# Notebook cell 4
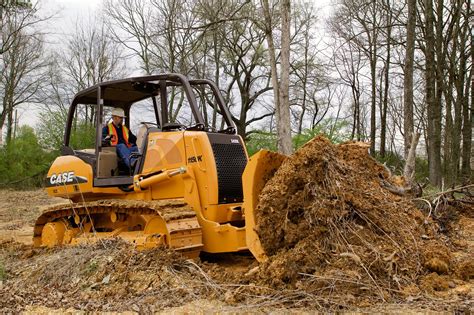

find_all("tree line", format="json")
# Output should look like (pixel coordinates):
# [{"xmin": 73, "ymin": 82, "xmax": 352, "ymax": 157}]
[{"xmin": 0, "ymin": 0, "xmax": 472, "ymax": 188}]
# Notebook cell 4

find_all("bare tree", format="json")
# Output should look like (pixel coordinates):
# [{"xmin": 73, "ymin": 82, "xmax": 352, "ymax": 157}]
[
  {"xmin": 329, "ymin": 0, "xmax": 384, "ymax": 154},
  {"xmin": 36, "ymin": 15, "xmax": 128, "ymax": 150},
  {"xmin": 403, "ymin": 0, "xmax": 416, "ymax": 159},
  {"xmin": 330, "ymin": 39, "xmax": 366, "ymax": 141},
  {"xmin": 63, "ymin": 18, "xmax": 126, "ymax": 91},
  {"xmin": 0, "ymin": 0, "xmax": 50, "ymax": 144},
  {"xmin": 0, "ymin": 0, "xmax": 35, "ymax": 55},
  {"xmin": 261, "ymin": 0, "xmax": 292, "ymax": 154},
  {"xmin": 0, "ymin": 27, "xmax": 48, "ymax": 145},
  {"xmin": 424, "ymin": 0, "xmax": 441, "ymax": 186},
  {"xmin": 103, "ymin": 0, "xmax": 155, "ymax": 74},
  {"xmin": 220, "ymin": 16, "xmax": 273, "ymax": 138},
  {"xmin": 461, "ymin": 11, "xmax": 472, "ymax": 181},
  {"xmin": 62, "ymin": 17, "xmax": 127, "ymax": 124}
]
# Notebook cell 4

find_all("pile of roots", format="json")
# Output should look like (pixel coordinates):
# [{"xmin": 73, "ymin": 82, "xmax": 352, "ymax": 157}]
[{"xmin": 254, "ymin": 136, "xmax": 450, "ymax": 302}]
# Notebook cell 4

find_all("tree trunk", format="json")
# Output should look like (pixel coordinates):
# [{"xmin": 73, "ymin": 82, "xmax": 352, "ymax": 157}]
[
  {"xmin": 261, "ymin": 0, "xmax": 281, "ymax": 147},
  {"xmin": 297, "ymin": 30, "xmax": 310, "ymax": 135},
  {"xmin": 444, "ymin": 38, "xmax": 455, "ymax": 186},
  {"xmin": 451, "ymin": 10, "xmax": 467, "ymax": 186},
  {"xmin": 278, "ymin": 0, "xmax": 293, "ymax": 154},
  {"xmin": 6, "ymin": 101, "xmax": 13, "ymax": 145},
  {"xmin": 403, "ymin": 132, "xmax": 421, "ymax": 184},
  {"xmin": 261, "ymin": 0, "xmax": 292, "ymax": 155},
  {"xmin": 380, "ymin": 0, "xmax": 391, "ymax": 157},
  {"xmin": 425, "ymin": 0, "xmax": 442, "ymax": 187},
  {"xmin": 461, "ymin": 29, "xmax": 473, "ymax": 180},
  {"xmin": 278, "ymin": 0, "xmax": 292, "ymax": 155},
  {"xmin": 403, "ymin": 0, "xmax": 416, "ymax": 159},
  {"xmin": 369, "ymin": 0, "xmax": 377, "ymax": 155}
]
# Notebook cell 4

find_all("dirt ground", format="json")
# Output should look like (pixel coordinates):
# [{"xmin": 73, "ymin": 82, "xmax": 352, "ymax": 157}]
[
  {"xmin": 0, "ymin": 143, "xmax": 473, "ymax": 313},
  {"xmin": 0, "ymin": 190, "xmax": 65, "ymax": 245}
]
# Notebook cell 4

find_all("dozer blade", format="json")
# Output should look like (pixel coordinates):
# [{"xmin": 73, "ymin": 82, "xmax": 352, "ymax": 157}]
[{"xmin": 242, "ymin": 149, "xmax": 286, "ymax": 262}]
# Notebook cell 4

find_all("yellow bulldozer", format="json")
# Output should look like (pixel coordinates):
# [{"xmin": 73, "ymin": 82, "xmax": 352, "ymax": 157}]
[{"xmin": 35, "ymin": 74, "xmax": 285, "ymax": 262}]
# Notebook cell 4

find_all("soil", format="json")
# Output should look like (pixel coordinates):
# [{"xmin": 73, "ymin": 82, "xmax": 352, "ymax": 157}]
[
  {"xmin": 0, "ymin": 137, "xmax": 473, "ymax": 312},
  {"xmin": 255, "ymin": 138, "xmax": 433, "ymax": 287},
  {"xmin": 0, "ymin": 190, "xmax": 64, "ymax": 245},
  {"xmin": 252, "ymin": 136, "xmax": 473, "ymax": 310}
]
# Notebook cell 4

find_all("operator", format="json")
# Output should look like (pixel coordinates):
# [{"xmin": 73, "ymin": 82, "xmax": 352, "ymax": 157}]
[{"xmin": 102, "ymin": 108, "xmax": 139, "ymax": 169}]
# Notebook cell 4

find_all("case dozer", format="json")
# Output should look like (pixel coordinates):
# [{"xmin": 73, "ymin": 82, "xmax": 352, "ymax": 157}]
[{"xmin": 36, "ymin": 74, "xmax": 285, "ymax": 262}]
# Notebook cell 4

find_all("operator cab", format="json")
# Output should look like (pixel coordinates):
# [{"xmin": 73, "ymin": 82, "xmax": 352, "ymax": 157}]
[{"xmin": 61, "ymin": 74, "xmax": 237, "ymax": 188}]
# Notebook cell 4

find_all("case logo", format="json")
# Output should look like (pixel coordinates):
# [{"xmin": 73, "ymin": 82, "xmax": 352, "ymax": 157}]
[{"xmin": 46, "ymin": 171, "xmax": 88, "ymax": 187}]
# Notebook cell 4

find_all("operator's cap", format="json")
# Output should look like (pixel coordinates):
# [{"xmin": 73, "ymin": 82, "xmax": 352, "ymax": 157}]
[{"xmin": 111, "ymin": 108, "xmax": 126, "ymax": 117}]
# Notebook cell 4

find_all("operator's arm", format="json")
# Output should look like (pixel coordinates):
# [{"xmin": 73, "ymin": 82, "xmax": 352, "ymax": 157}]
[
  {"xmin": 101, "ymin": 125, "xmax": 113, "ymax": 146},
  {"xmin": 102, "ymin": 125, "xmax": 108, "ymax": 139}
]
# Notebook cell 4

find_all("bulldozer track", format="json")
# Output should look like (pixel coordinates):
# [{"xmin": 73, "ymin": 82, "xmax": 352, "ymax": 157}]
[{"xmin": 33, "ymin": 199, "xmax": 203, "ymax": 257}]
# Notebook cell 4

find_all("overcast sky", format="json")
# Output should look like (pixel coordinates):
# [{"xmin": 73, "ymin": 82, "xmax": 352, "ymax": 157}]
[
  {"xmin": 39, "ymin": 0, "xmax": 333, "ymax": 44},
  {"xmin": 18, "ymin": 0, "xmax": 333, "ymax": 128}
]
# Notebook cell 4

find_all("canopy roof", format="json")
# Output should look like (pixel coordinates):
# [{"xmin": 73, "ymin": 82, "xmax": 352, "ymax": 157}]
[{"xmin": 71, "ymin": 74, "xmax": 191, "ymax": 108}]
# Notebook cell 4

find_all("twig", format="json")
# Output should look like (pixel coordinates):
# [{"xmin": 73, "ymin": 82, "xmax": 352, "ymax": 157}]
[{"xmin": 414, "ymin": 184, "xmax": 474, "ymax": 200}]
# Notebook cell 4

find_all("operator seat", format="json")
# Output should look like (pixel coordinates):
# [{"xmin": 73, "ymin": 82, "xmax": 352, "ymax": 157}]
[
  {"xmin": 136, "ymin": 122, "xmax": 156, "ymax": 153},
  {"xmin": 136, "ymin": 124, "xmax": 148, "ymax": 153}
]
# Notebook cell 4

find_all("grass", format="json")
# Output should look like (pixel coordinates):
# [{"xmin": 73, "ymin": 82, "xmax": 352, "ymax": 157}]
[{"xmin": 84, "ymin": 260, "xmax": 98, "ymax": 275}]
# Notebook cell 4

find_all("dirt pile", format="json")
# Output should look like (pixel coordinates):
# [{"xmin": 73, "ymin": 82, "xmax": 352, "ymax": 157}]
[{"xmin": 254, "ymin": 136, "xmax": 447, "ymax": 302}]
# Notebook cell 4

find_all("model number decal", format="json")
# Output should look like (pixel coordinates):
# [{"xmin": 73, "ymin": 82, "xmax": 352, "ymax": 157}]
[{"xmin": 187, "ymin": 155, "xmax": 203, "ymax": 164}]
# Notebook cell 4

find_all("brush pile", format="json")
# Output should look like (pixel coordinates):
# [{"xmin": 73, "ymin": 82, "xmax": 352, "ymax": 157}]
[{"xmin": 254, "ymin": 136, "xmax": 450, "ymax": 302}]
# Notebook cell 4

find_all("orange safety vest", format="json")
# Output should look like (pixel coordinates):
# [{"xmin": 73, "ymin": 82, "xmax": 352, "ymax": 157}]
[{"xmin": 107, "ymin": 123, "xmax": 131, "ymax": 148}]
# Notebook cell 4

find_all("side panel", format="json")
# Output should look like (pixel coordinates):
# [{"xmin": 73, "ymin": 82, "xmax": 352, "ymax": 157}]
[
  {"xmin": 142, "ymin": 131, "xmax": 186, "ymax": 174},
  {"xmin": 144, "ymin": 131, "xmax": 187, "ymax": 200},
  {"xmin": 184, "ymin": 132, "xmax": 248, "ymax": 223},
  {"xmin": 183, "ymin": 131, "xmax": 219, "ymax": 212},
  {"xmin": 46, "ymin": 156, "xmax": 93, "ymax": 198},
  {"xmin": 182, "ymin": 131, "xmax": 250, "ymax": 253}
]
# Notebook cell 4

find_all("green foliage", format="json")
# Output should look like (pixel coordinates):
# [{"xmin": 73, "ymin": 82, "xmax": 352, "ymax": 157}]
[
  {"xmin": 246, "ymin": 119, "xmax": 351, "ymax": 156},
  {"xmin": 0, "ymin": 126, "xmax": 55, "ymax": 188},
  {"xmin": 37, "ymin": 109, "xmax": 96, "ymax": 151},
  {"xmin": 414, "ymin": 156, "xmax": 429, "ymax": 183},
  {"xmin": 245, "ymin": 132, "xmax": 277, "ymax": 156},
  {"xmin": 373, "ymin": 151, "xmax": 404, "ymax": 173},
  {"xmin": 246, "ymin": 119, "xmax": 431, "ymax": 184},
  {"xmin": 421, "ymin": 184, "xmax": 443, "ymax": 197},
  {"xmin": 292, "ymin": 119, "xmax": 351, "ymax": 150},
  {"xmin": 36, "ymin": 110, "xmax": 67, "ymax": 151},
  {"xmin": 69, "ymin": 122, "xmax": 96, "ymax": 150},
  {"xmin": 374, "ymin": 151, "xmax": 429, "ymax": 183}
]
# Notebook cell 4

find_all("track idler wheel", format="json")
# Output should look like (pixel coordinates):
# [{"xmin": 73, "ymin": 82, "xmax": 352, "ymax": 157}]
[{"xmin": 41, "ymin": 222, "xmax": 67, "ymax": 247}]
